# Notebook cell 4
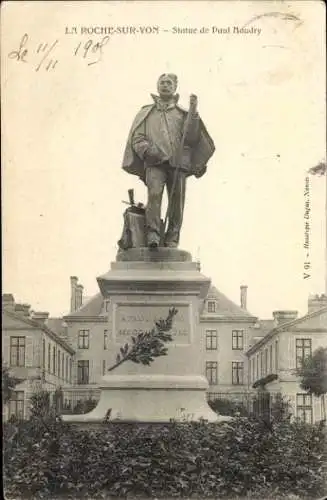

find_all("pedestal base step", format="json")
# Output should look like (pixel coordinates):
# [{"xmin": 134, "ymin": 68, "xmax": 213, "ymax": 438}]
[{"xmin": 62, "ymin": 375, "xmax": 229, "ymax": 424}]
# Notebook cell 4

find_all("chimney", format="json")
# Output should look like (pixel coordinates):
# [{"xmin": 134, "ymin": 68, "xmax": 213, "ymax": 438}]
[
  {"xmin": 14, "ymin": 303, "xmax": 26, "ymax": 316},
  {"xmin": 14, "ymin": 303, "xmax": 31, "ymax": 316},
  {"xmin": 308, "ymin": 294, "xmax": 327, "ymax": 314},
  {"xmin": 21, "ymin": 304, "xmax": 31, "ymax": 316},
  {"xmin": 273, "ymin": 310, "xmax": 298, "ymax": 325},
  {"xmin": 2, "ymin": 294, "xmax": 15, "ymax": 311},
  {"xmin": 70, "ymin": 276, "xmax": 78, "ymax": 313},
  {"xmin": 76, "ymin": 284, "xmax": 83, "ymax": 310},
  {"xmin": 32, "ymin": 311, "xmax": 49, "ymax": 324},
  {"xmin": 195, "ymin": 259, "xmax": 201, "ymax": 272},
  {"xmin": 240, "ymin": 285, "xmax": 248, "ymax": 310}
]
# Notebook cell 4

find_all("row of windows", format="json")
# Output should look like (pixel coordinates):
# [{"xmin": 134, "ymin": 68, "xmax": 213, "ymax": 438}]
[
  {"xmin": 206, "ymin": 329, "xmax": 244, "ymax": 350},
  {"xmin": 9, "ymin": 336, "xmax": 72, "ymax": 383},
  {"xmin": 78, "ymin": 330, "xmax": 109, "ymax": 349},
  {"xmin": 42, "ymin": 339, "xmax": 72, "ymax": 382},
  {"xmin": 205, "ymin": 361, "xmax": 244, "ymax": 385},
  {"xmin": 250, "ymin": 341, "xmax": 279, "ymax": 382},
  {"xmin": 250, "ymin": 338, "xmax": 313, "ymax": 383},
  {"xmin": 78, "ymin": 328, "xmax": 244, "ymax": 351}
]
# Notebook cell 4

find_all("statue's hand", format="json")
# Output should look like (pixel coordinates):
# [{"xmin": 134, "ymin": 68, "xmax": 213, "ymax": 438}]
[
  {"xmin": 194, "ymin": 165, "xmax": 207, "ymax": 178},
  {"xmin": 190, "ymin": 94, "xmax": 198, "ymax": 112},
  {"xmin": 144, "ymin": 144, "xmax": 166, "ymax": 165}
]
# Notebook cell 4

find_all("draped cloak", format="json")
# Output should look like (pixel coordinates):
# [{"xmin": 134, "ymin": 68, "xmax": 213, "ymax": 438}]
[{"xmin": 122, "ymin": 102, "xmax": 215, "ymax": 181}]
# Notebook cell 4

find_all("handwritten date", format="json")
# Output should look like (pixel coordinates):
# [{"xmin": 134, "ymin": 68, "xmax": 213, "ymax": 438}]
[{"xmin": 8, "ymin": 34, "xmax": 110, "ymax": 71}]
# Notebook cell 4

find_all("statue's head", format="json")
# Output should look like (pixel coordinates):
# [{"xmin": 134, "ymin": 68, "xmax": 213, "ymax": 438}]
[{"xmin": 157, "ymin": 73, "xmax": 178, "ymax": 99}]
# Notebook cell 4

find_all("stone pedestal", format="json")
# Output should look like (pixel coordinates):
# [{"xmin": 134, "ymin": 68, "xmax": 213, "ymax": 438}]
[{"xmin": 63, "ymin": 248, "xmax": 221, "ymax": 423}]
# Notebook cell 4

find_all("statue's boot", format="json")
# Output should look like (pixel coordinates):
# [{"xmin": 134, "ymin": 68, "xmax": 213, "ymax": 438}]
[{"xmin": 147, "ymin": 232, "xmax": 160, "ymax": 248}]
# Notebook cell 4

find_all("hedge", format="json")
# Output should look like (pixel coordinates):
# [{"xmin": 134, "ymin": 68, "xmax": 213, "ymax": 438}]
[{"xmin": 4, "ymin": 416, "xmax": 327, "ymax": 499}]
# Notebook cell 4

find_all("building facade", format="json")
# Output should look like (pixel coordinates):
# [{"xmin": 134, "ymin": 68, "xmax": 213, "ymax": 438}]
[
  {"xmin": 3, "ymin": 276, "xmax": 326, "ymax": 423},
  {"xmin": 61, "ymin": 278, "xmax": 258, "ymax": 405},
  {"xmin": 247, "ymin": 295, "xmax": 327, "ymax": 423},
  {"xmin": 200, "ymin": 285, "xmax": 257, "ymax": 402},
  {"xmin": 2, "ymin": 294, "xmax": 75, "ymax": 420}
]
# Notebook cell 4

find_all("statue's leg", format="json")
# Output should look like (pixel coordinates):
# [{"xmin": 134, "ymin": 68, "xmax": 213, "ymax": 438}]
[
  {"xmin": 145, "ymin": 166, "xmax": 166, "ymax": 247},
  {"xmin": 165, "ymin": 170, "xmax": 186, "ymax": 248}
]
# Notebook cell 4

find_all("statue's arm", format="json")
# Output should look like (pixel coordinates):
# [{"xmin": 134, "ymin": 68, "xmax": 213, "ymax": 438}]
[
  {"xmin": 183, "ymin": 111, "xmax": 200, "ymax": 146},
  {"xmin": 132, "ymin": 119, "xmax": 168, "ymax": 165},
  {"xmin": 131, "ymin": 121, "xmax": 150, "ymax": 160}
]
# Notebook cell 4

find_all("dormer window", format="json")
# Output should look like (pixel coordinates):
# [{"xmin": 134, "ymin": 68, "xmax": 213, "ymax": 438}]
[{"xmin": 207, "ymin": 300, "xmax": 217, "ymax": 313}]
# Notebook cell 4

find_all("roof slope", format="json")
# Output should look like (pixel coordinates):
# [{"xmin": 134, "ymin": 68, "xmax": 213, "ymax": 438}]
[
  {"xmin": 247, "ymin": 306, "xmax": 327, "ymax": 355},
  {"xmin": 2, "ymin": 309, "xmax": 75, "ymax": 354},
  {"xmin": 205, "ymin": 286, "xmax": 255, "ymax": 318},
  {"xmin": 64, "ymin": 293, "xmax": 104, "ymax": 318}
]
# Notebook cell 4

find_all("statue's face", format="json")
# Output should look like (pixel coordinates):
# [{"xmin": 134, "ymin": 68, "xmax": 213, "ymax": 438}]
[{"xmin": 157, "ymin": 76, "xmax": 175, "ymax": 98}]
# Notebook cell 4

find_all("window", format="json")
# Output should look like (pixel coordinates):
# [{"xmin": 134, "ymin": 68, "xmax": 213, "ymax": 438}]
[
  {"xmin": 69, "ymin": 358, "xmax": 72, "ymax": 383},
  {"xmin": 58, "ymin": 350, "xmax": 61, "ymax": 378},
  {"xmin": 10, "ymin": 337, "xmax": 26, "ymax": 367},
  {"xmin": 260, "ymin": 351, "xmax": 264, "ymax": 377},
  {"xmin": 105, "ymin": 300, "xmax": 110, "ymax": 313},
  {"xmin": 78, "ymin": 330, "xmax": 90, "ymax": 349},
  {"xmin": 296, "ymin": 338, "xmax": 312, "ymax": 368},
  {"xmin": 206, "ymin": 361, "xmax": 218, "ymax": 385},
  {"xmin": 8, "ymin": 391, "xmax": 24, "ymax": 420},
  {"xmin": 269, "ymin": 344, "xmax": 273, "ymax": 373},
  {"xmin": 48, "ymin": 344, "xmax": 51, "ymax": 372},
  {"xmin": 264, "ymin": 349, "xmax": 268, "ymax": 376},
  {"xmin": 207, "ymin": 300, "xmax": 216, "ymax": 313},
  {"xmin": 42, "ymin": 339, "xmax": 45, "ymax": 369},
  {"xmin": 65, "ymin": 356, "xmax": 68, "ymax": 381},
  {"xmin": 256, "ymin": 354, "xmax": 259, "ymax": 379},
  {"xmin": 232, "ymin": 362, "xmax": 244, "ymax": 385},
  {"xmin": 206, "ymin": 330, "xmax": 217, "ymax": 350},
  {"xmin": 296, "ymin": 393, "xmax": 312, "ymax": 423},
  {"xmin": 252, "ymin": 357, "xmax": 255, "ymax": 382},
  {"xmin": 102, "ymin": 360, "xmax": 106, "ymax": 375},
  {"xmin": 104, "ymin": 330, "xmax": 108, "ymax": 350},
  {"xmin": 232, "ymin": 330, "xmax": 244, "ymax": 350},
  {"xmin": 275, "ymin": 340, "xmax": 279, "ymax": 370},
  {"xmin": 77, "ymin": 360, "xmax": 89, "ymax": 384},
  {"xmin": 52, "ymin": 346, "xmax": 56, "ymax": 374},
  {"xmin": 207, "ymin": 301, "xmax": 216, "ymax": 313},
  {"xmin": 62, "ymin": 353, "xmax": 65, "ymax": 380}
]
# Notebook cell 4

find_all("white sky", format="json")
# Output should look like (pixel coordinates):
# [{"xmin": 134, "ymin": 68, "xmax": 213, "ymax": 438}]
[{"xmin": 2, "ymin": 1, "xmax": 326, "ymax": 319}]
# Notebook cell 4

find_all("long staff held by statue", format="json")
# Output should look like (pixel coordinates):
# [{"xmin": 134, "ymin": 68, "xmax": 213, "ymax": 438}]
[{"xmin": 162, "ymin": 94, "xmax": 198, "ymax": 237}]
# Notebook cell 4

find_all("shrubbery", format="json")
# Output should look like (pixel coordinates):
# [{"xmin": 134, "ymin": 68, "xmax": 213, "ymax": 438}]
[
  {"xmin": 208, "ymin": 397, "xmax": 249, "ymax": 417},
  {"xmin": 4, "ymin": 414, "xmax": 327, "ymax": 499}
]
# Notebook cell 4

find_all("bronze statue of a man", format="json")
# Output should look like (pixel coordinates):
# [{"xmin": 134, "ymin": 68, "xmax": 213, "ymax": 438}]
[{"xmin": 122, "ymin": 74, "xmax": 215, "ymax": 248}]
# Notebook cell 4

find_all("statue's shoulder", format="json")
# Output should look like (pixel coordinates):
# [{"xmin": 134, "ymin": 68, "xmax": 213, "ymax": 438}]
[
  {"xmin": 135, "ymin": 104, "xmax": 154, "ymax": 118},
  {"xmin": 176, "ymin": 104, "xmax": 188, "ymax": 114}
]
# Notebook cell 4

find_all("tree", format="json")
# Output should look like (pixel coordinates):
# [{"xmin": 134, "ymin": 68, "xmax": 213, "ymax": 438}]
[
  {"xmin": 297, "ymin": 347, "xmax": 327, "ymax": 421},
  {"xmin": 2, "ymin": 365, "xmax": 23, "ymax": 404}
]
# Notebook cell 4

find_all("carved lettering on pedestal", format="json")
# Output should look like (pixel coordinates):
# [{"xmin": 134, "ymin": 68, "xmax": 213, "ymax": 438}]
[{"xmin": 115, "ymin": 304, "xmax": 190, "ymax": 343}]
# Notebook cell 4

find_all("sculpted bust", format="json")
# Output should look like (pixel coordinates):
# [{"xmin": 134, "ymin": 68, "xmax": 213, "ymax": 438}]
[{"xmin": 121, "ymin": 74, "xmax": 215, "ymax": 249}]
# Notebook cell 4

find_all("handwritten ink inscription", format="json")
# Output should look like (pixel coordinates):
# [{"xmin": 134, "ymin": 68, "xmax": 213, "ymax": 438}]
[
  {"xmin": 116, "ymin": 305, "xmax": 190, "ymax": 344},
  {"xmin": 8, "ymin": 33, "xmax": 110, "ymax": 71}
]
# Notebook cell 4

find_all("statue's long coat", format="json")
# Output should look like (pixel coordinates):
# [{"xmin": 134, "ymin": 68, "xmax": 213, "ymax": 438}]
[{"xmin": 122, "ymin": 103, "xmax": 215, "ymax": 180}]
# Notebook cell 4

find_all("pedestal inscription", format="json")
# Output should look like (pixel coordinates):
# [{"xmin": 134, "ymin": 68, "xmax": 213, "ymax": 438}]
[{"xmin": 114, "ymin": 303, "xmax": 191, "ymax": 344}]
